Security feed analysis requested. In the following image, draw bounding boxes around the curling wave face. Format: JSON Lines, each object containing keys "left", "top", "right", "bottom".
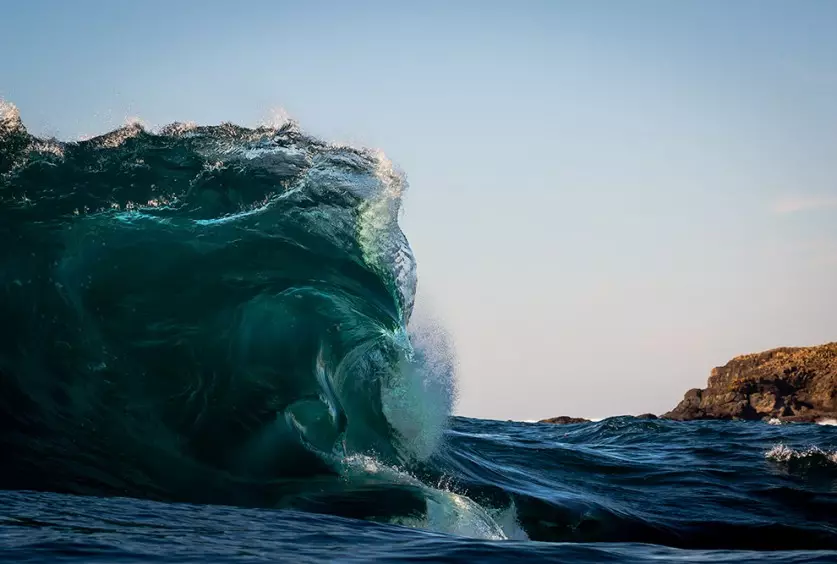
{"left": 0, "top": 104, "right": 455, "bottom": 513}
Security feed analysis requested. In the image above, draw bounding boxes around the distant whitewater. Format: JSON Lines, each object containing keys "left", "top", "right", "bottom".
{"left": 2, "top": 103, "right": 837, "bottom": 563}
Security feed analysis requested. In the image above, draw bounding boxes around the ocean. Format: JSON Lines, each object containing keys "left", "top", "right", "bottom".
{"left": 1, "top": 103, "right": 836, "bottom": 562}
{"left": 2, "top": 419, "right": 837, "bottom": 563}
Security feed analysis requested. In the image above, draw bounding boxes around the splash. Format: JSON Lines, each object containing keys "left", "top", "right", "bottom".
{"left": 0, "top": 100, "right": 21, "bottom": 130}
{"left": 765, "top": 444, "right": 837, "bottom": 465}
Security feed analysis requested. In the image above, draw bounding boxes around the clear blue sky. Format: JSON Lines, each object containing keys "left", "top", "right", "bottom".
{"left": 3, "top": 0, "right": 836, "bottom": 420}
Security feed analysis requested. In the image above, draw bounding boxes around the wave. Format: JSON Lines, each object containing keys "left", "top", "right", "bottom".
{"left": 424, "top": 417, "right": 837, "bottom": 549}
{"left": 765, "top": 444, "right": 837, "bottom": 467}
{"left": 0, "top": 103, "right": 485, "bottom": 531}
{"left": 5, "top": 104, "right": 837, "bottom": 553}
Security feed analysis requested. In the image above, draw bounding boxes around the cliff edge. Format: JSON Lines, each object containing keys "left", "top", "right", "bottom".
{"left": 664, "top": 342, "right": 837, "bottom": 422}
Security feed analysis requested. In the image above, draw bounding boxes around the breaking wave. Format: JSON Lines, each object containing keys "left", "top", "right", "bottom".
{"left": 0, "top": 102, "right": 500, "bottom": 536}
{"left": 765, "top": 444, "right": 837, "bottom": 467}
{"left": 4, "top": 103, "right": 837, "bottom": 555}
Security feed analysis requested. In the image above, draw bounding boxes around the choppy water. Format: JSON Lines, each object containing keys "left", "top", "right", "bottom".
{"left": 1, "top": 103, "right": 836, "bottom": 562}
{"left": 2, "top": 419, "right": 837, "bottom": 563}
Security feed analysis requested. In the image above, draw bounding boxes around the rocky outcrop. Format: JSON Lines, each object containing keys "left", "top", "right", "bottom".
{"left": 664, "top": 342, "right": 837, "bottom": 422}
{"left": 539, "top": 416, "right": 591, "bottom": 424}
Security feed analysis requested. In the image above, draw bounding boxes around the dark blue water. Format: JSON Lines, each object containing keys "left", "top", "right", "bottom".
{"left": 2, "top": 418, "right": 837, "bottom": 563}
{"left": 2, "top": 103, "right": 836, "bottom": 562}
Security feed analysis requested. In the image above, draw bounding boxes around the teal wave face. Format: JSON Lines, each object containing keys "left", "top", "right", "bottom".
{"left": 0, "top": 105, "right": 451, "bottom": 506}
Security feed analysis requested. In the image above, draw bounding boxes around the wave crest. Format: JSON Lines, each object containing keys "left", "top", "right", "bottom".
{"left": 0, "top": 106, "right": 452, "bottom": 517}
{"left": 765, "top": 444, "right": 837, "bottom": 466}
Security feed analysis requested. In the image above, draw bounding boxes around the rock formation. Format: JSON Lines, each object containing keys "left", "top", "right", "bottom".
{"left": 664, "top": 342, "right": 837, "bottom": 422}
{"left": 538, "top": 416, "right": 591, "bottom": 424}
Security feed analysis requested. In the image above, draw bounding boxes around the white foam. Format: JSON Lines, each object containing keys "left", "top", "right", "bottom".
{"left": 98, "top": 121, "right": 144, "bottom": 149}
{"left": 379, "top": 320, "right": 455, "bottom": 462}
{"left": 816, "top": 418, "right": 837, "bottom": 426}
{"left": 765, "top": 444, "right": 837, "bottom": 464}
{"left": 31, "top": 139, "right": 65, "bottom": 158}
{"left": 0, "top": 99, "right": 21, "bottom": 129}
{"left": 341, "top": 454, "right": 516, "bottom": 541}
{"left": 259, "top": 107, "right": 294, "bottom": 130}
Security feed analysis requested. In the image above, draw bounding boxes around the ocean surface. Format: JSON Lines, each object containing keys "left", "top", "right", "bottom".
{"left": 2, "top": 103, "right": 836, "bottom": 562}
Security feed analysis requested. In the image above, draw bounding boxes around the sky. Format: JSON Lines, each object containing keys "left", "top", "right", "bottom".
{"left": 2, "top": 0, "right": 836, "bottom": 420}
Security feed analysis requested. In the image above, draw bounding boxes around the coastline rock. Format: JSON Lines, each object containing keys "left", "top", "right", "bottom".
{"left": 664, "top": 342, "right": 837, "bottom": 422}
{"left": 635, "top": 413, "right": 658, "bottom": 420}
{"left": 538, "top": 416, "right": 591, "bottom": 424}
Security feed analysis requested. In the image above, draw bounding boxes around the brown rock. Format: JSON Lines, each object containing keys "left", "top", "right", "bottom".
{"left": 664, "top": 342, "right": 837, "bottom": 421}
{"left": 538, "top": 416, "right": 591, "bottom": 424}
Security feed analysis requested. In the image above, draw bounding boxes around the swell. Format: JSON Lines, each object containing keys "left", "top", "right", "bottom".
{"left": 418, "top": 418, "right": 837, "bottom": 550}
{"left": 0, "top": 103, "right": 453, "bottom": 515}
